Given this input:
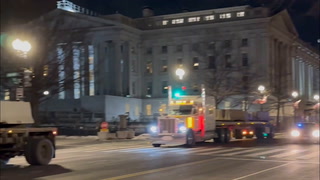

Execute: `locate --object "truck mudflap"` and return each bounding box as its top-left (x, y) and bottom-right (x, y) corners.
top-left (150, 134), bottom-right (186, 145)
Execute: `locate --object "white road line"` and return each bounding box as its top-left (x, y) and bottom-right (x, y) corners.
top-left (198, 148), bottom-right (246, 155)
top-left (270, 149), bottom-right (306, 158)
top-left (232, 163), bottom-right (291, 180)
top-left (221, 148), bottom-right (261, 156)
top-left (243, 148), bottom-right (284, 157)
top-left (298, 151), bottom-right (320, 159)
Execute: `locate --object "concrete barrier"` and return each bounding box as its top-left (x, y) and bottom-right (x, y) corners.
top-left (116, 131), bottom-right (128, 139)
top-left (127, 130), bottom-right (135, 139)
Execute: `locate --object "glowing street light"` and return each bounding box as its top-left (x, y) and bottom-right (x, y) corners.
top-left (12, 39), bottom-right (32, 53)
top-left (314, 95), bottom-right (319, 101)
top-left (43, 91), bottom-right (50, 96)
top-left (258, 85), bottom-right (265, 93)
top-left (175, 68), bottom-right (185, 80)
top-left (292, 91), bottom-right (299, 99)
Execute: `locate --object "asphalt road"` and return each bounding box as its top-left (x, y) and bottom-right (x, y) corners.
top-left (1, 137), bottom-right (319, 180)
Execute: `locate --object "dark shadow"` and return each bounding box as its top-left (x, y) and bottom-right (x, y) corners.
top-left (0, 164), bottom-right (72, 180)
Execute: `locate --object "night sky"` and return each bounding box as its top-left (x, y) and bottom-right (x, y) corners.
top-left (1, 0), bottom-right (319, 46)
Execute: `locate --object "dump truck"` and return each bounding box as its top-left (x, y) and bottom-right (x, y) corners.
top-left (0, 101), bottom-right (57, 166)
top-left (149, 85), bottom-right (275, 147)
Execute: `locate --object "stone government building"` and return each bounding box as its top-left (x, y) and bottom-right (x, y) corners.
top-left (28, 2), bottom-right (319, 123)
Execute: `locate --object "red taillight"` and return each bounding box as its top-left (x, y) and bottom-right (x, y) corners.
top-left (52, 130), bottom-right (58, 135)
top-left (242, 130), bottom-right (248, 135)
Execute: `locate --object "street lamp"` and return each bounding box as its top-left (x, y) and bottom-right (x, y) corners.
top-left (314, 95), bottom-right (319, 101)
top-left (258, 85), bottom-right (265, 93)
top-left (175, 68), bottom-right (185, 80)
top-left (12, 39), bottom-right (32, 54)
top-left (292, 91), bottom-right (298, 99)
top-left (43, 91), bottom-right (50, 96)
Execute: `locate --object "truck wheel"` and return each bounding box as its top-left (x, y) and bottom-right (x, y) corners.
top-left (214, 128), bottom-right (225, 143)
top-left (25, 138), bottom-right (54, 165)
top-left (185, 129), bottom-right (195, 147)
top-left (234, 129), bottom-right (243, 139)
top-left (255, 128), bottom-right (264, 139)
top-left (224, 129), bottom-right (231, 143)
top-left (152, 144), bottom-right (161, 147)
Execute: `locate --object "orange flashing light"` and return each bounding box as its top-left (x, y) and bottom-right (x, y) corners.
top-left (187, 117), bottom-right (194, 128)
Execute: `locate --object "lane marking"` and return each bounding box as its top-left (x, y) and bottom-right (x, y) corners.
top-left (232, 163), bottom-right (291, 180)
top-left (216, 157), bottom-right (320, 164)
top-left (101, 158), bottom-right (217, 180)
top-left (243, 148), bottom-right (284, 157)
top-left (269, 149), bottom-right (306, 158)
top-left (222, 148), bottom-right (261, 156)
top-left (298, 151), bottom-right (320, 159)
top-left (198, 148), bottom-right (246, 155)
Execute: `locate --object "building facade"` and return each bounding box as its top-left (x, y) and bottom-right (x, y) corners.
top-left (29, 4), bottom-right (319, 122)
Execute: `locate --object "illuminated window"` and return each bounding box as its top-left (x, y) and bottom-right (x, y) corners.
top-left (146, 61), bottom-right (153, 74)
top-left (237, 11), bottom-right (245, 17)
top-left (4, 90), bottom-right (10, 100)
top-left (43, 65), bottom-right (48, 76)
top-left (73, 46), bottom-right (81, 99)
top-left (172, 18), bottom-right (184, 24)
top-left (146, 82), bottom-right (152, 96)
top-left (146, 104), bottom-right (152, 116)
top-left (162, 20), bottom-right (169, 25)
top-left (193, 57), bottom-right (199, 70)
top-left (162, 81), bottom-right (168, 94)
top-left (125, 104), bottom-right (130, 113)
top-left (88, 45), bottom-right (95, 96)
top-left (160, 104), bottom-right (167, 113)
top-left (204, 15), bottom-right (214, 21)
top-left (57, 46), bottom-right (65, 99)
top-left (162, 59), bottom-right (167, 72)
top-left (188, 17), bottom-right (200, 22)
top-left (220, 13), bottom-right (231, 19)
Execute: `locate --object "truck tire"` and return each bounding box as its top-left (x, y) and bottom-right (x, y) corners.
top-left (25, 138), bottom-right (54, 165)
top-left (224, 129), bottom-right (231, 143)
top-left (152, 144), bottom-right (161, 147)
top-left (255, 128), bottom-right (264, 140)
top-left (185, 129), bottom-right (195, 147)
top-left (235, 129), bottom-right (243, 139)
top-left (214, 128), bottom-right (225, 143)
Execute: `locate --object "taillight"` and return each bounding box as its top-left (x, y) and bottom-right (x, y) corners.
top-left (249, 131), bottom-right (254, 135)
top-left (242, 130), bottom-right (248, 135)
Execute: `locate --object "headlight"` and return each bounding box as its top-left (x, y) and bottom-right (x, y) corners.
top-left (179, 126), bottom-right (187, 133)
top-left (150, 126), bottom-right (157, 133)
top-left (291, 130), bottom-right (300, 137)
top-left (312, 130), bottom-right (319, 137)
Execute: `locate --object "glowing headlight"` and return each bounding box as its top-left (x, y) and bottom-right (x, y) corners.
top-left (291, 130), bottom-right (300, 137)
top-left (179, 126), bottom-right (187, 133)
top-left (150, 126), bottom-right (157, 133)
top-left (312, 130), bottom-right (319, 137)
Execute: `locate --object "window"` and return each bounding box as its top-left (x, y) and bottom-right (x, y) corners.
top-left (146, 82), bottom-right (152, 96)
top-left (162, 59), bottom-right (168, 72)
top-left (241, 38), bottom-right (248, 47)
top-left (161, 46), bottom-right (167, 53)
top-left (132, 81), bottom-right (135, 95)
top-left (236, 11), bottom-right (245, 17)
top-left (224, 101), bottom-right (231, 109)
top-left (88, 45), bottom-right (95, 96)
top-left (193, 57), bottom-right (199, 70)
top-left (188, 17), bottom-right (200, 22)
top-left (176, 45), bottom-right (182, 52)
top-left (57, 46), bottom-right (65, 99)
top-left (146, 61), bottom-right (153, 74)
top-left (177, 58), bottom-right (183, 65)
top-left (204, 15), bottom-right (214, 21)
top-left (135, 106), bottom-right (139, 116)
top-left (131, 59), bottom-right (136, 72)
top-left (4, 90), bottom-right (10, 100)
top-left (172, 18), bottom-right (184, 24)
top-left (242, 53), bottom-right (249, 67)
top-left (120, 45), bottom-right (124, 53)
top-left (146, 104), bottom-right (152, 116)
top-left (146, 47), bottom-right (152, 54)
top-left (162, 20), bottom-right (169, 25)
top-left (224, 40), bottom-right (231, 48)
top-left (225, 55), bottom-right (232, 68)
top-left (43, 65), bottom-right (49, 76)
top-left (208, 56), bottom-right (216, 69)
top-left (208, 42), bottom-right (215, 50)
top-left (220, 13), bottom-right (231, 19)
top-left (162, 81), bottom-right (168, 94)
top-left (73, 46), bottom-right (81, 99)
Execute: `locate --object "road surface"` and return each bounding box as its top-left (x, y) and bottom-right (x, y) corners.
top-left (1, 137), bottom-right (319, 180)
